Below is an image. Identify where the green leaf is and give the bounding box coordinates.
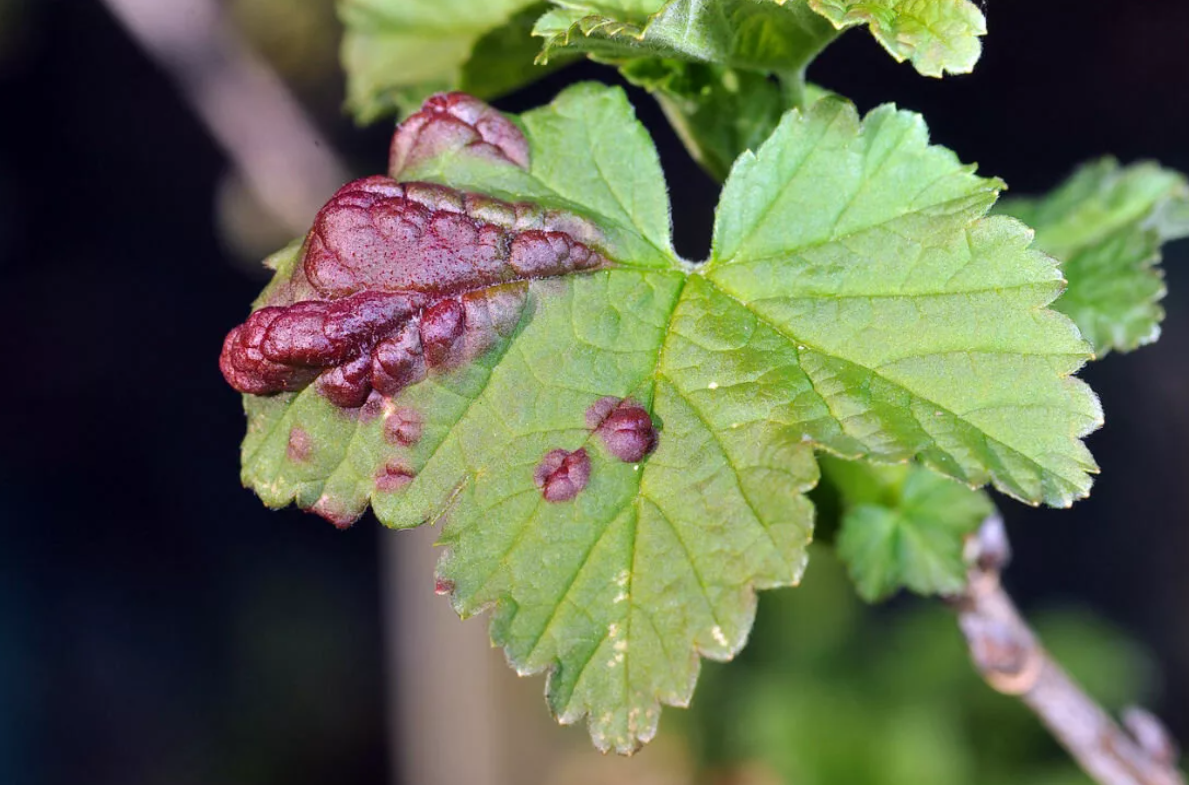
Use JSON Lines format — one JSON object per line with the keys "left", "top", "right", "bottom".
{"left": 999, "top": 158, "right": 1189, "bottom": 356}
{"left": 709, "top": 98, "right": 1100, "bottom": 507}
{"left": 234, "top": 85, "right": 1100, "bottom": 752}
{"left": 801, "top": 0, "right": 986, "bottom": 77}
{"left": 340, "top": 0, "right": 553, "bottom": 122}
{"left": 824, "top": 456, "right": 992, "bottom": 601}
{"left": 534, "top": 0, "right": 839, "bottom": 75}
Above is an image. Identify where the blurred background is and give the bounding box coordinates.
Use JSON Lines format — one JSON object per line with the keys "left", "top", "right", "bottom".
{"left": 1, "top": 1, "right": 1187, "bottom": 784}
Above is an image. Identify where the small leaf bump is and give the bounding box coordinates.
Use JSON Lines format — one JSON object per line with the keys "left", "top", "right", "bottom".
{"left": 383, "top": 407, "right": 424, "bottom": 446}
{"left": 376, "top": 461, "right": 417, "bottom": 493}
{"left": 286, "top": 427, "right": 313, "bottom": 463}
{"left": 587, "top": 396, "right": 659, "bottom": 462}
{"left": 534, "top": 448, "right": 592, "bottom": 502}
{"left": 311, "top": 495, "right": 365, "bottom": 530}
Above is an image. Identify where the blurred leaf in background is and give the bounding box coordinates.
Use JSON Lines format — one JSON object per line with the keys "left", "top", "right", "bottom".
{"left": 821, "top": 455, "right": 993, "bottom": 602}
{"left": 672, "top": 550, "right": 1155, "bottom": 785}
{"left": 999, "top": 159, "right": 1189, "bottom": 357}
{"left": 340, "top": 0, "right": 561, "bottom": 123}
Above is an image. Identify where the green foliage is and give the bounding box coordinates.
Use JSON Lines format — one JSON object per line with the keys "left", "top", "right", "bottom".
{"left": 218, "top": 0, "right": 1189, "bottom": 764}
{"left": 680, "top": 550, "right": 1154, "bottom": 785}
{"left": 824, "top": 456, "right": 992, "bottom": 601}
{"left": 1000, "top": 159, "right": 1189, "bottom": 356}
{"left": 800, "top": 0, "right": 986, "bottom": 77}
{"left": 339, "top": 0, "right": 991, "bottom": 125}
{"left": 533, "top": 0, "right": 839, "bottom": 76}
{"left": 620, "top": 63, "right": 835, "bottom": 181}
{"left": 340, "top": 0, "right": 553, "bottom": 121}
{"left": 709, "top": 97, "right": 1099, "bottom": 507}
{"left": 237, "top": 83, "right": 1102, "bottom": 750}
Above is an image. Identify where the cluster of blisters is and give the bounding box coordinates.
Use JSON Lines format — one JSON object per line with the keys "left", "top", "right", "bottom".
{"left": 587, "top": 397, "right": 659, "bottom": 463}
{"left": 531, "top": 399, "right": 659, "bottom": 505}
{"left": 220, "top": 96, "right": 609, "bottom": 409}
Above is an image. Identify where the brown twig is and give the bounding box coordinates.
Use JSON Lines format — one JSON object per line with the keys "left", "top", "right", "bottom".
{"left": 100, "top": 0, "right": 349, "bottom": 235}
{"left": 955, "top": 515, "right": 1184, "bottom": 785}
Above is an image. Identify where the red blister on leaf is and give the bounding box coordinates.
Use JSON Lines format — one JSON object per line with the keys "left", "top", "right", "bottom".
{"left": 587, "top": 397, "right": 658, "bottom": 463}
{"left": 220, "top": 93, "right": 611, "bottom": 410}
{"left": 534, "top": 448, "right": 592, "bottom": 503}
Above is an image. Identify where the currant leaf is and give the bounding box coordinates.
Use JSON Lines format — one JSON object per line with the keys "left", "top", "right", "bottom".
{"left": 224, "top": 85, "right": 1100, "bottom": 753}
{"left": 800, "top": 0, "right": 986, "bottom": 77}
{"left": 533, "top": 0, "right": 839, "bottom": 75}
{"left": 999, "top": 158, "right": 1189, "bottom": 356}
{"left": 823, "top": 456, "right": 992, "bottom": 601}
{"left": 340, "top": 0, "right": 552, "bottom": 122}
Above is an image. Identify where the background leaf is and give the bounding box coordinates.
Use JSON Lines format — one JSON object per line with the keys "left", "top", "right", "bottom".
{"left": 999, "top": 158, "right": 1189, "bottom": 356}
{"left": 534, "top": 0, "right": 839, "bottom": 75}
{"left": 802, "top": 0, "right": 986, "bottom": 77}
{"left": 823, "top": 456, "right": 992, "bottom": 601}
{"left": 340, "top": 0, "right": 553, "bottom": 122}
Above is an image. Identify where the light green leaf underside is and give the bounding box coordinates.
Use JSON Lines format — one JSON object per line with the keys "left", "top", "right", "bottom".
{"left": 239, "top": 83, "right": 1100, "bottom": 753}
{"left": 800, "top": 0, "right": 986, "bottom": 77}
{"left": 340, "top": 0, "right": 549, "bottom": 122}
{"left": 823, "top": 455, "right": 992, "bottom": 601}
{"left": 534, "top": 0, "right": 839, "bottom": 74}
{"left": 999, "top": 158, "right": 1189, "bottom": 356}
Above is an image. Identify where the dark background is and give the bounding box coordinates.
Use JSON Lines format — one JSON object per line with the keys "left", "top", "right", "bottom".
{"left": 1, "top": 1, "right": 1187, "bottom": 784}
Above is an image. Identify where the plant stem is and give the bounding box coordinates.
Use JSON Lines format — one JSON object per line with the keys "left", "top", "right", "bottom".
{"left": 955, "top": 516, "right": 1184, "bottom": 785}
{"left": 776, "top": 68, "right": 807, "bottom": 110}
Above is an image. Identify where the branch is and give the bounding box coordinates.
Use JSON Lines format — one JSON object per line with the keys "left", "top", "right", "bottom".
{"left": 100, "top": 0, "right": 350, "bottom": 235}
{"left": 955, "top": 516, "right": 1184, "bottom": 785}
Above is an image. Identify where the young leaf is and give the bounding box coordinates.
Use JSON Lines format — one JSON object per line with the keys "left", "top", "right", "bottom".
{"left": 998, "top": 159, "right": 1189, "bottom": 356}
{"left": 534, "top": 0, "right": 839, "bottom": 75}
{"left": 800, "top": 0, "right": 986, "bottom": 77}
{"left": 341, "top": 0, "right": 553, "bottom": 122}
{"left": 823, "top": 456, "right": 992, "bottom": 601}
{"left": 223, "top": 85, "right": 1100, "bottom": 753}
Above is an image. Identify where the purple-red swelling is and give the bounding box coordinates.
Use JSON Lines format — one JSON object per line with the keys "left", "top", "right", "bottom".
{"left": 587, "top": 397, "right": 658, "bottom": 462}
{"left": 534, "top": 448, "right": 592, "bottom": 503}
{"left": 219, "top": 93, "right": 609, "bottom": 408}
{"left": 389, "top": 92, "right": 529, "bottom": 177}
